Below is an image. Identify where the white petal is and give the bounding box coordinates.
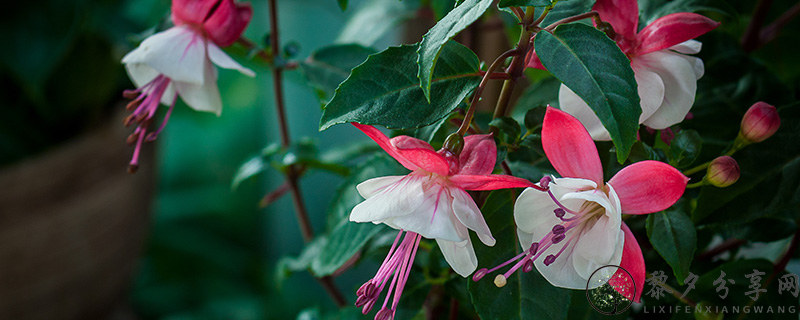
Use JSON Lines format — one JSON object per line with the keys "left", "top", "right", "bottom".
{"left": 123, "top": 26, "right": 207, "bottom": 85}
{"left": 558, "top": 84, "right": 611, "bottom": 141}
{"left": 208, "top": 42, "right": 256, "bottom": 77}
{"left": 572, "top": 229, "right": 624, "bottom": 289}
{"left": 356, "top": 176, "right": 406, "bottom": 198}
{"left": 350, "top": 175, "right": 425, "bottom": 223}
{"left": 675, "top": 54, "right": 704, "bottom": 80}
{"left": 174, "top": 61, "right": 223, "bottom": 115}
{"left": 631, "top": 62, "right": 666, "bottom": 122}
{"left": 534, "top": 236, "right": 587, "bottom": 289}
{"left": 436, "top": 238, "right": 478, "bottom": 277}
{"left": 387, "top": 186, "right": 465, "bottom": 242}
{"left": 669, "top": 40, "right": 702, "bottom": 55}
{"left": 514, "top": 179, "right": 596, "bottom": 235}
{"left": 637, "top": 51, "right": 698, "bottom": 129}
{"left": 123, "top": 63, "right": 160, "bottom": 89}
{"left": 571, "top": 216, "right": 619, "bottom": 277}
{"left": 450, "top": 188, "right": 495, "bottom": 246}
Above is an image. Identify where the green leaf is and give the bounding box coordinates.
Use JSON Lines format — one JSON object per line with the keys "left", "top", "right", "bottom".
{"left": 311, "top": 222, "right": 387, "bottom": 276}
{"left": 320, "top": 41, "right": 481, "bottom": 130}
{"left": 646, "top": 209, "right": 697, "bottom": 284}
{"left": 628, "top": 141, "right": 664, "bottom": 162}
{"left": 535, "top": 24, "right": 640, "bottom": 163}
{"left": 299, "top": 44, "right": 376, "bottom": 103}
{"left": 417, "top": 0, "right": 492, "bottom": 101}
{"left": 468, "top": 190, "right": 572, "bottom": 320}
{"left": 231, "top": 143, "right": 281, "bottom": 190}
{"left": 489, "top": 117, "right": 522, "bottom": 143}
{"left": 540, "top": 0, "right": 594, "bottom": 27}
{"left": 337, "top": 0, "right": 347, "bottom": 11}
{"left": 498, "top": 0, "right": 553, "bottom": 7}
{"left": 335, "top": 0, "right": 418, "bottom": 46}
{"left": 430, "top": 0, "right": 458, "bottom": 20}
{"left": 523, "top": 106, "right": 546, "bottom": 130}
{"left": 667, "top": 129, "right": 702, "bottom": 168}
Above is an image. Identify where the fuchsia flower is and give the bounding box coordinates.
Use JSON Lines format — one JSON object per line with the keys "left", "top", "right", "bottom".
{"left": 530, "top": 0, "right": 719, "bottom": 140}
{"left": 120, "top": 0, "right": 254, "bottom": 172}
{"left": 477, "top": 107, "right": 687, "bottom": 302}
{"left": 350, "top": 124, "right": 534, "bottom": 318}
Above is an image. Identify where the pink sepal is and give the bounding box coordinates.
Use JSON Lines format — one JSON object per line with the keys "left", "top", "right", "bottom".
{"left": 608, "top": 160, "right": 688, "bottom": 214}
{"left": 352, "top": 123, "right": 450, "bottom": 176}
{"left": 608, "top": 222, "right": 645, "bottom": 303}
{"left": 593, "top": 0, "right": 639, "bottom": 39}
{"left": 172, "top": 0, "right": 252, "bottom": 47}
{"left": 634, "top": 13, "right": 719, "bottom": 56}
{"left": 449, "top": 175, "right": 534, "bottom": 191}
{"left": 459, "top": 134, "right": 497, "bottom": 175}
{"left": 542, "top": 107, "right": 604, "bottom": 185}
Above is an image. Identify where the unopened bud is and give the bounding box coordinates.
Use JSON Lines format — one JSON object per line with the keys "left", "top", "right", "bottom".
{"left": 442, "top": 133, "right": 465, "bottom": 156}
{"left": 705, "top": 156, "right": 739, "bottom": 188}
{"left": 597, "top": 22, "right": 616, "bottom": 39}
{"left": 740, "top": 102, "right": 780, "bottom": 143}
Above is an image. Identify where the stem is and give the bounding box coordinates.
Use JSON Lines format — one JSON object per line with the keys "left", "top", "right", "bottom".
{"left": 696, "top": 238, "right": 745, "bottom": 261}
{"left": 456, "top": 48, "right": 520, "bottom": 136}
{"left": 645, "top": 272, "right": 697, "bottom": 307}
{"left": 544, "top": 11, "right": 599, "bottom": 32}
{"left": 267, "top": 0, "right": 346, "bottom": 307}
{"left": 686, "top": 181, "right": 705, "bottom": 189}
{"left": 741, "top": 0, "right": 774, "bottom": 52}
{"left": 683, "top": 160, "right": 710, "bottom": 176}
{"left": 760, "top": 2, "right": 800, "bottom": 45}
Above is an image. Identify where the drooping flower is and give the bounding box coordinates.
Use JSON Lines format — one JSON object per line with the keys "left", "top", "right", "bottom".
{"left": 529, "top": 0, "right": 719, "bottom": 141}
{"left": 120, "top": 0, "right": 255, "bottom": 172}
{"left": 476, "top": 107, "right": 687, "bottom": 302}
{"left": 350, "top": 124, "right": 535, "bottom": 318}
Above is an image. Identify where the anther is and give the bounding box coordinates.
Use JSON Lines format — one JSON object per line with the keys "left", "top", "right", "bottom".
{"left": 128, "top": 164, "right": 139, "bottom": 174}
{"left": 126, "top": 99, "right": 142, "bottom": 111}
{"left": 539, "top": 176, "right": 551, "bottom": 189}
{"left": 522, "top": 260, "right": 534, "bottom": 273}
{"left": 552, "top": 225, "right": 565, "bottom": 234}
{"left": 375, "top": 308, "right": 394, "bottom": 320}
{"left": 472, "top": 268, "right": 488, "bottom": 282}
{"left": 126, "top": 133, "right": 139, "bottom": 146}
{"left": 122, "top": 89, "right": 139, "bottom": 99}
{"left": 544, "top": 255, "right": 556, "bottom": 266}
{"left": 494, "top": 274, "right": 507, "bottom": 288}
{"left": 551, "top": 233, "right": 566, "bottom": 244}
{"left": 123, "top": 114, "right": 136, "bottom": 127}
{"left": 554, "top": 208, "right": 565, "bottom": 218}
{"left": 355, "top": 295, "right": 369, "bottom": 307}
{"left": 529, "top": 242, "right": 539, "bottom": 255}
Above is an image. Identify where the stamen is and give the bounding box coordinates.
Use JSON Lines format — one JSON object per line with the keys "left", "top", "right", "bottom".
{"left": 472, "top": 268, "right": 489, "bottom": 282}
{"left": 552, "top": 225, "right": 565, "bottom": 234}
{"left": 522, "top": 260, "right": 534, "bottom": 273}
{"left": 494, "top": 274, "right": 507, "bottom": 288}
{"left": 551, "top": 233, "right": 566, "bottom": 243}
{"left": 375, "top": 308, "right": 393, "bottom": 320}
{"left": 554, "top": 208, "right": 565, "bottom": 218}
{"left": 543, "top": 255, "right": 556, "bottom": 266}
{"left": 539, "top": 176, "right": 551, "bottom": 189}
{"left": 529, "top": 242, "right": 539, "bottom": 255}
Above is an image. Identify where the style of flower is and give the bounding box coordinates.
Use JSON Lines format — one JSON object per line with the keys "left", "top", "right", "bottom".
{"left": 350, "top": 124, "right": 535, "bottom": 319}
{"left": 475, "top": 107, "right": 687, "bottom": 302}
{"left": 120, "top": 0, "right": 254, "bottom": 172}
{"left": 529, "top": 0, "right": 719, "bottom": 141}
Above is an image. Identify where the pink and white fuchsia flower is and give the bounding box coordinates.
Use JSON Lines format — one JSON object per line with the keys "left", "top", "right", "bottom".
{"left": 120, "top": 0, "right": 254, "bottom": 172}
{"left": 530, "top": 0, "right": 719, "bottom": 141}
{"left": 476, "top": 107, "right": 687, "bottom": 302}
{"left": 350, "top": 124, "right": 535, "bottom": 319}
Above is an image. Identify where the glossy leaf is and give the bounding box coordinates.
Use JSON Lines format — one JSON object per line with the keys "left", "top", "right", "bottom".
{"left": 498, "top": 0, "right": 553, "bottom": 7}
{"left": 311, "top": 222, "right": 387, "bottom": 276}
{"left": 535, "top": 24, "right": 640, "bottom": 163}
{"left": 539, "top": 0, "right": 593, "bottom": 27}
{"left": 299, "top": 44, "right": 376, "bottom": 103}
{"left": 667, "top": 129, "right": 702, "bottom": 168}
{"left": 490, "top": 116, "right": 522, "bottom": 144}
{"left": 335, "top": 0, "right": 418, "bottom": 46}
{"left": 231, "top": 143, "right": 281, "bottom": 190}
{"left": 523, "top": 106, "right": 546, "bottom": 130}
{"left": 337, "top": 0, "right": 347, "bottom": 11}
{"left": 320, "top": 41, "right": 480, "bottom": 130}
{"left": 417, "top": 0, "right": 492, "bottom": 101}
{"left": 468, "top": 190, "right": 572, "bottom": 320}
{"left": 646, "top": 209, "right": 696, "bottom": 284}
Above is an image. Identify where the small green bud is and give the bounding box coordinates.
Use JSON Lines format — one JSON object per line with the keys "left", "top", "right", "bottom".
{"left": 443, "top": 133, "right": 465, "bottom": 156}
{"left": 597, "top": 22, "right": 617, "bottom": 40}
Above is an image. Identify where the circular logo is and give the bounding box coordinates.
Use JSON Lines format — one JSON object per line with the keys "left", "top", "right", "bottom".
{"left": 585, "top": 265, "right": 635, "bottom": 315}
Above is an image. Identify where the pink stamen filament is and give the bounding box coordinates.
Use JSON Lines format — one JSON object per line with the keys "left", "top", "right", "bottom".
{"left": 356, "top": 231, "right": 422, "bottom": 319}
{"left": 123, "top": 75, "right": 176, "bottom": 172}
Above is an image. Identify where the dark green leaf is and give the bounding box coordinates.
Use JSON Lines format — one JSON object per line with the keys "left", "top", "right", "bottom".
{"left": 628, "top": 141, "right": 664, "bottom": 162}
{"left": 667, "top": 130, "right": 703, "bottom": 168}
{"left": 646, "top": 209, "right": 697, "bottom": 284}
{"left": 299, "top": 44, "right": 376, "bottom": 103}
{"left": 431, "top": 0, "right": 458, "bottom": 20}
{"left": 276, "top": 236, "right": 327, "bottom": 282}
{"left": 469, "top": 190, "right": 572, "bottom": 320}
{"left": 498, "top": 0, "right": 553, "bottom": 7}
{"left": 337, "top": 0, "right": 348, "bottom": 11}
{"left": 320, "top": 41, "right": 481, "bottom": 130}
{"left": 415, "top": 111, "right": 458, "bottom": 145}
{"left": 523, "top": 106, "right": 546, "bottom": 130}
{"left": 535, "top": 24, "right": 640, "bottom": 163}
{"left": 490, "top": 117, "right": 522, "bottom": 143}
{"left": 417, "top": 0, "right": 492, "bottom": 101}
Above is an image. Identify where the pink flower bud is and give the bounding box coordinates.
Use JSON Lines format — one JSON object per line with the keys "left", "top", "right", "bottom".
{"left": 706, "top": 156, "right": 739, "bottom": 188}
{"left": 740, "top": 102, "right": 780, "bottom": 143}
{"left": 171, "top": 0, "right": 253, "bottom": 47}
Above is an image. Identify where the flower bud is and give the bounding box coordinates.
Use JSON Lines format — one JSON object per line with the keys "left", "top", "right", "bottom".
{"left": 442, "top": 133, "right": 465, "bottom": 156}
{"left": 597, "top": 22, "right": 617, "bottom": 40}
{"left": 705, "top": 156, "right": 739, "bottom": 188}
{"left": 740, "top": 102, "right": 780, "bottom": 143}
